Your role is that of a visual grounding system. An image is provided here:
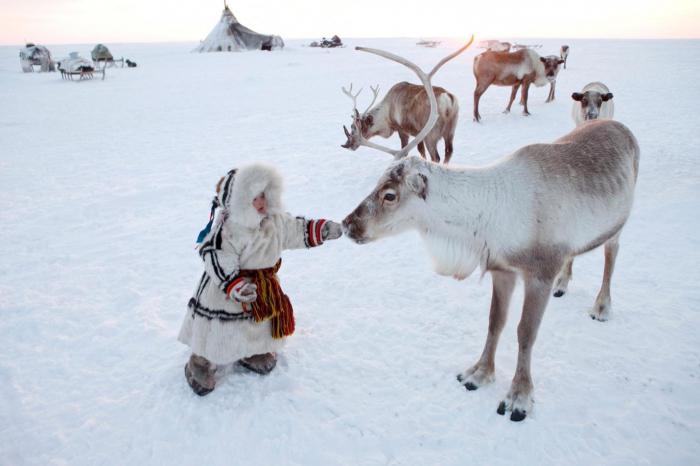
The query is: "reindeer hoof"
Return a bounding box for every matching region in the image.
[497,401,506,415]
[510,409,527,422]
[464,382,478,391]
[553,290,565,298]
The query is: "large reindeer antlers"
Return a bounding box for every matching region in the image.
[341,83,362,118]
[352,35,474,160]
[364,85,380,114]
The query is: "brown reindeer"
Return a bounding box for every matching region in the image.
[473,49,564,121]
[340,37,473,164]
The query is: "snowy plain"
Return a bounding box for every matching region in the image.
[1,38,699,466]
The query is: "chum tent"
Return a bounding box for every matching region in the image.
[194,2,284,52]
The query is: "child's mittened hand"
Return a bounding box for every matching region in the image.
[322,221,343,241]
[229,280,258,303]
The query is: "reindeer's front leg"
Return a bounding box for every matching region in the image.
[546,81,556,103]
[458,270,516,390]
[498,273,555,421]
[505,84,520,113]
[553,257,573,297]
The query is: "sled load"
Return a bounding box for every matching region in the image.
[58,52,105,81]
[19,43,56,72]
[309,35,343,48]
[416,39,441,48]
[477,40,511,52]
[194,2,284,52]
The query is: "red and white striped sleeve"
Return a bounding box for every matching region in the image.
[305,219,327,248]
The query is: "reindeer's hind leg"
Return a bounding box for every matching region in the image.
[505,84,520,113]
[425,137,440,163]
[553,257,574,297]
[498,270,557,421]
[521,78,533,116]
[590,235,620,321]
[443,137,454,165]
[458,270,516,391]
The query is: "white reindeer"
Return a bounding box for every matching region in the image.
[341,43,640,421]
[550,81,617,298]
[571,81,615,127]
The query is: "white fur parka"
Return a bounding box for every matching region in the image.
[178,164,329,364]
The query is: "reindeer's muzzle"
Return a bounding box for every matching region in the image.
[342,212,368,244]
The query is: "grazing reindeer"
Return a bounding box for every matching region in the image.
[560,45,570,69]
[473,50,564,121]
[341,42,640,421]
[340,37,472,164]
[341,82,460,164]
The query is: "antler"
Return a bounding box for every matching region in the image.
[363,85,380,114]
[353,35,474,160]
[342,83,363,117]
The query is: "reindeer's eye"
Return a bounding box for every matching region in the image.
[581,99,588,106]
[383,192,397,202]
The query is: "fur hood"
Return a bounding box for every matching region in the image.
[216,163,284,229]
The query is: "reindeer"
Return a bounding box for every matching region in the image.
[340,37,472,164]
[571,81,615,127]
[560,45,570,69]
[341,42,640,422]
[473,49,564,121]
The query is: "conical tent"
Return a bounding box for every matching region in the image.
[195,3,284,52]
[91,44,114,62]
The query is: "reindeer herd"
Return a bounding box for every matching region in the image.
[337,38,637,422]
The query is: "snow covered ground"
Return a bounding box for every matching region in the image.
[1,38,699,465]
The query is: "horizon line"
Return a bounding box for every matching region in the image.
[3,36,699,47]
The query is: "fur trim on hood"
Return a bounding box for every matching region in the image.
[216,163,284,229]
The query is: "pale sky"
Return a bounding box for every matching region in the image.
[1,0,698,45]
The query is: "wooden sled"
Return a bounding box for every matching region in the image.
[60,67,105,81]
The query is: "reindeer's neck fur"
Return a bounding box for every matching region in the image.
[411,160,517,278]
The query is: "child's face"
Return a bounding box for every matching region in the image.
[252,192,268,215]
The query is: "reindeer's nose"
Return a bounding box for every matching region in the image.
[342,215,359,239]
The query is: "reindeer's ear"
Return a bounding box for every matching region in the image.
[571,92,584,101]
[558,59,565,65]
[602,93,613,101]
[407,173,428,200]
[539,57,547,63]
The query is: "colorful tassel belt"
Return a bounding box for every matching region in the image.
[238,259,294,339]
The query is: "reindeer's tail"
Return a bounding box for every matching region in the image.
[439,93,459,133]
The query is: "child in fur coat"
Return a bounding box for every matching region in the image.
[178,163,342,396]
